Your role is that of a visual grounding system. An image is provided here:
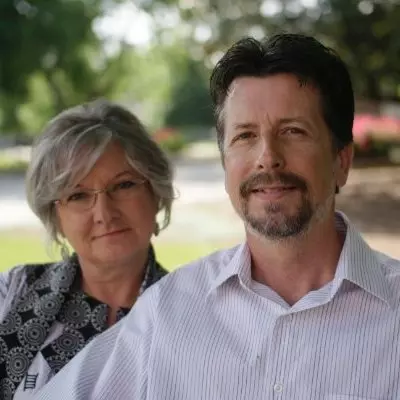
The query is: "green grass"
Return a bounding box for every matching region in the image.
[0,156,29,174]
[155,242,222,271]
[0,233,52,270]
[0,232,225,272]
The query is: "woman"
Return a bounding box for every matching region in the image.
[0,100,174,399]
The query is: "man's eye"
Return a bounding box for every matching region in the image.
[67,192,90,202]
[284,127,305,135]
[234,131,256,142]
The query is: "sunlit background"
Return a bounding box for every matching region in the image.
[1,0,400,271]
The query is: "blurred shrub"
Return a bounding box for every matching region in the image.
[353,114,400,162]
[152,127,187,154]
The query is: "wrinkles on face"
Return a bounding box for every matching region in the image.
[222,74,340,240]
[56,142,158,270]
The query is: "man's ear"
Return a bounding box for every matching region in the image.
[335,143,354,191]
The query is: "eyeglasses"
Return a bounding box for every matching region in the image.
[55,179,147,212]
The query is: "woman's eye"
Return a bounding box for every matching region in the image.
[67,192,89,202]
[113,180,136,191]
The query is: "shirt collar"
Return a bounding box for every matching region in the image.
[208,243,252,294]
[333,212,395,308]
[209,212,395,308]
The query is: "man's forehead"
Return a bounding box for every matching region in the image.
[226,74,319,99]
[225,77,261,101]
[224,75,321,120]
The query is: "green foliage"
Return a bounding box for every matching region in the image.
[315,0,400,101]
[136,0,400,102]
[113,41,214,131]
[112,45,174,130]
[0,0,125,135]
[164,57,214,128]
[2,0,399,138]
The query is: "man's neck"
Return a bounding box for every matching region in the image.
[247,215,345,306]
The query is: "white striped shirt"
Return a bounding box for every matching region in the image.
[35,214,400,399]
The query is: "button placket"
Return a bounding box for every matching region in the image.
[267,314,294,398]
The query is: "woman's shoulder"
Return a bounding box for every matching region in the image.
[0,261,60,304]
[1,261,59,284]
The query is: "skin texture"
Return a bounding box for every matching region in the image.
[222,73,353,305]
[56,141,158,318]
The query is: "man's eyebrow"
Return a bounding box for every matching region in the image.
[278,117,313,128]
[233,122,258,130]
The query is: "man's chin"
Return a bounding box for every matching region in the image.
[244,211,313,239]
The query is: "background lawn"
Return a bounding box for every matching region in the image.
[0,231,226,272]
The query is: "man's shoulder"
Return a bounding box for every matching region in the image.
[122,245,242,332]
[169,244,240,279]
[374,250,400,275]
[152,244,242,300]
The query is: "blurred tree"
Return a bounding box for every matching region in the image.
[111,42,181,131]
[136,0,400,102]
[111,39,213,132]
[0,0,125,136]
[315,0,400,102]
[164,45,213,129]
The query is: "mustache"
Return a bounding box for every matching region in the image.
[239,172,308,198]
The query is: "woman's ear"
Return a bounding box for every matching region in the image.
[154,222,160,236]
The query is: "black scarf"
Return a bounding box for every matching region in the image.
[0,246,167,399]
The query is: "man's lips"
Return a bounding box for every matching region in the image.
[239,173,307,199]
[251,186,297,193]
[249,186,298,200]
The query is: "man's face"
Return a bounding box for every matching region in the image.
[222,73,352,240]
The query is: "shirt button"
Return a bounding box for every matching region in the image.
[273,383,283,393]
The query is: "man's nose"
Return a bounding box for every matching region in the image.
[255,137,285,171]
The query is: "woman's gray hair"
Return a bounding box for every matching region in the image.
[26,99,174,254]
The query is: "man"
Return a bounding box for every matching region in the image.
[35,33,400,399]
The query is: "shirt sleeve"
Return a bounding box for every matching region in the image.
[0,270,10,302]
[33,286,157,400]
[0,266,27,318]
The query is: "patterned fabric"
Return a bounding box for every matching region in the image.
[0,245,166,399]
[34,213,400,400]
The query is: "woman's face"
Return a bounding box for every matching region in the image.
[55,142,158,270]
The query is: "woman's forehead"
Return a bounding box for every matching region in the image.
[59,142,139,188]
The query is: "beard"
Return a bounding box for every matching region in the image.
[239,171,316,240]
[243,195,314,239]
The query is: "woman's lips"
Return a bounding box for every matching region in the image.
[94,229,130,239]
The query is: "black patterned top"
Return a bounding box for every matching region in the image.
[0,245,167,400]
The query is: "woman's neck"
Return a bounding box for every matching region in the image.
[78,250,148,310]
[81,272,143,309]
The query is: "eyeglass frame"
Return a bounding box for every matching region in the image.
[53,178,147,212]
